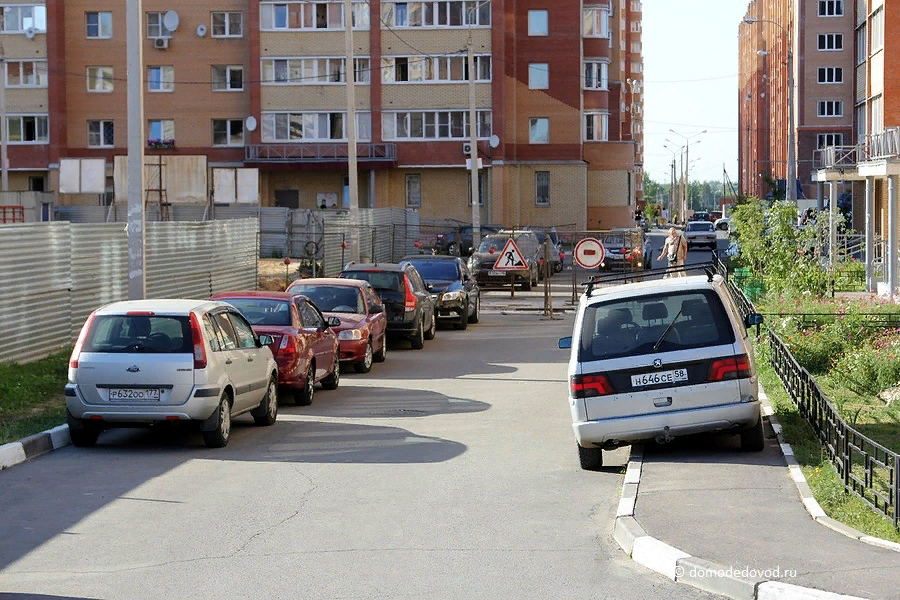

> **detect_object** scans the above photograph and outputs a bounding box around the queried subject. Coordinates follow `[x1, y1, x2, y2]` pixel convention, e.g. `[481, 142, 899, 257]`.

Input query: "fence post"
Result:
[894, 455, 899, 529]
[391, 224, 396, 261]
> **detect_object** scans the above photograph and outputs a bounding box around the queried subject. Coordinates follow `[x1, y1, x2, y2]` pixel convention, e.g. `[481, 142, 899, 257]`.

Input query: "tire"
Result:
[522, 277, 532, 291]
[354, 342, 374, 373]
[410, 317, 425, 349]
[251, 376, 278, 426]
[578, 444, 604, 471]
[67, 411, 100, 448]
[373, 333, 387, 362]
[423, 311, 436, 340]
[202, 393, 232, 448]
[455, 303, 469, 330]
[741, 416, 765, 452]
[294, 363, 315, 405]
[322, 357, 341, 389]
[468, 294, 480, 324]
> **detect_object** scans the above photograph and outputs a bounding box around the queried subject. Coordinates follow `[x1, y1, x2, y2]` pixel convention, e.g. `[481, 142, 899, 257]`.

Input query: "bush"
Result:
[831, 330, 900, 397]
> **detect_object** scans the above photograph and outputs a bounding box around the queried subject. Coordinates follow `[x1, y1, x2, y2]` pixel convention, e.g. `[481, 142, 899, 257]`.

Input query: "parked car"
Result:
[531, 228, 565, 273]
[558, 273, 766, 470]
[401, 255, 480, 329]
[714, 217, 730, 231]
[339, 262, 436, 349]
[210, 291, 341, 405]
[599, 228, 653, 271]
[468, 230, 542, 290]
[692, 211, 711, 223]
[285, 278, 387, 373]
[685, 220, 718, 250]
[459, 224, 503, 256]
[709, 211, 723, 222]
[65, 299, 279, 448]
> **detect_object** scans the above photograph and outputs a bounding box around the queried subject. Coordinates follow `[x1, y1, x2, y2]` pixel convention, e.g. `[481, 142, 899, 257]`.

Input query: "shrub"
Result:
[831, 330, 900, 397]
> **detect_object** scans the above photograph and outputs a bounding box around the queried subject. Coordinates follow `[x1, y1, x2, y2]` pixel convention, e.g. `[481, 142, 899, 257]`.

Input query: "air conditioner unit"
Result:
[462, 142, 473, 155]
[153, 38, 169, 49]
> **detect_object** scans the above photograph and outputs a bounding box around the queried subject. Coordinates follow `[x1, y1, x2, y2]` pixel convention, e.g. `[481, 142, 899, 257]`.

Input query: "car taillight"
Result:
[69, 311, 97, 369]
[189, 312, 207, 370]
[570, 374, 615, 398]
[707, 355, 751, 382]
[404, 276, 417, 312]
[278, 334, 296, 357]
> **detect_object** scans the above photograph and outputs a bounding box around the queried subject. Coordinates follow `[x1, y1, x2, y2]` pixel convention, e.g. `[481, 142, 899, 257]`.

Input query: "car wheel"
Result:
[424, 311, 436, 340]
[468, 294, 480, 324]
[455, 303, 469, 330]
[410, 316, 425, 349]
[373, 333, 387, 363]
[741, 416, 765, 452]
[522, 277, 532, 291]
[67, 410, 101, 448]
[294, 363, 315, 405]
[251, 376, 278, 426]
[202, 393, 231, 448]
[578, 444, 604, 471]
[354, 342, 374, 373]
[322, 357, 341, 388]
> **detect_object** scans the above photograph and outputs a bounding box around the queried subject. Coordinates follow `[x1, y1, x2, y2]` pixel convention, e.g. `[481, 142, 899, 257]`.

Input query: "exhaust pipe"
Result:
[655, 426, 675, 445]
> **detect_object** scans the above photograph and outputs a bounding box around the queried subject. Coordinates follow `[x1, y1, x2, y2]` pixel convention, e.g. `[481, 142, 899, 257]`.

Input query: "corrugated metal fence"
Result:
[0, 219, 258, 364]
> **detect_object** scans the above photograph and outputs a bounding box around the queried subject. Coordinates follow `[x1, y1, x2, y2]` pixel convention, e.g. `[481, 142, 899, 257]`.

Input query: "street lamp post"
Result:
[669, 130, 706, 224]
[663, 144, 681, 221]
[744, 15, 795, 206]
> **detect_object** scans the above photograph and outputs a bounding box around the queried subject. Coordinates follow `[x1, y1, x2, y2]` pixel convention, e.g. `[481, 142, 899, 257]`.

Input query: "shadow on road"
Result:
[641, 425, 784, 468]
[287, 386, 490, 419]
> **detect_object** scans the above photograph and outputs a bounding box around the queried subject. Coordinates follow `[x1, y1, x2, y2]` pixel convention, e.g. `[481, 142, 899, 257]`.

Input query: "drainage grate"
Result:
[368, 408, 428, 416]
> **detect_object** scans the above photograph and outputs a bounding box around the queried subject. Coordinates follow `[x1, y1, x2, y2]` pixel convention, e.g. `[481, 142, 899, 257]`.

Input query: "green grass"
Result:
[758, 361, 900, 543]
[817, 374, 900, 455]
[0, 349, 71, 446]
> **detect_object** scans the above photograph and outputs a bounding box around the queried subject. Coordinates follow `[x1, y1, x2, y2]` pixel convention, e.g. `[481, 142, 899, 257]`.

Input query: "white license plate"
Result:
[108, 388, 161, 401]
[630, 369, 688, 388]
[489, 270, 506, 277]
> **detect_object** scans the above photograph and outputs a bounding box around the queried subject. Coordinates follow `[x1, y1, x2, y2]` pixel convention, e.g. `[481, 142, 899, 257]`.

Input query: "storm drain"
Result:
[368, 408, 428, 416]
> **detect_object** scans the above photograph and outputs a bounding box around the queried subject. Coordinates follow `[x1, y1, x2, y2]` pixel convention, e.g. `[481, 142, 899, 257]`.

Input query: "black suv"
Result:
[339, 263, 436, 349]
[468, 230, 542, 290]
[401, 255, 480, 330]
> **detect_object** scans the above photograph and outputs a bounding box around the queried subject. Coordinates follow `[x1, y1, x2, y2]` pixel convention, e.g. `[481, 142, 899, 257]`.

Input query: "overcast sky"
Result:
[642, 0, 749, 192]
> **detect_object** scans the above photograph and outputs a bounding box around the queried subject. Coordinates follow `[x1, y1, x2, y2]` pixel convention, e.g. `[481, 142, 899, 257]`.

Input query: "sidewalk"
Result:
[635, 424, 900, 600]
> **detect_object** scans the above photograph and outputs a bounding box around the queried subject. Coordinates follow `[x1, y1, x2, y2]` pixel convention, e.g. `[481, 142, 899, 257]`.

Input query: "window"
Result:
[584, 61, 609, 89]
[406, 174, 421, 207]
[88, 120, 114, 148]
[86, 11, 112, 38]
[354, 58, 370, 83]
[856, 103, 866, 140]
[871, 95, 884, 133]
[528, 9, 547, 35]
[631, 61, 642, 73]
[7, 115, 49, 143]
[1, 5, 46, 32]
[212, 65, 244, 91]
[381, 55, 490, 82]
[262, 57, 357, 84]
[380, 1, 490, 27]
[86, 66, 113, 92]
[529, 117, 549, 144]
[631, 41, 641, 53]
[857, 24, 866, 65]
[146, 12, 172, 38]
[816, 133, 843, 148]
[535, 171, 550, 206]
[871, 8, 884, 52]
[147, 66, 174, 91]
[381, 110, 491, 140]
[260, 1, 369, 30]
[817, 100, 843, 117]
[212, 119, 244, 146]
[818, 33, 842, 51]
[817, 0, 843, 16]
[6, 60, 47, 88]
[212, 11, 243, 37]
[528, 63, 548, 89]
[584, 113, 609, 141]
[467, 170, 485, 206]
[261, 111, 372, 141]
[148, 119, 175, 142]
[582, 6, 609, 38]
[817, 67, 843, 83]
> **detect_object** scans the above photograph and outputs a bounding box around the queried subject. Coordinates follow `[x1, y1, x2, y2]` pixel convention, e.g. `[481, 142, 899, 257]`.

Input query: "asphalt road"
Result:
[0, 311, 713, 599]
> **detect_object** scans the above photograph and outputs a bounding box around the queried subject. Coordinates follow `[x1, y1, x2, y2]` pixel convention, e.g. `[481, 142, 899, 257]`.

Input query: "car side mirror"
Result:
[258, 335, 274, 347]
[425, 283, 434, 291]
[745, 313, 764, 327]
[558, 336, 572, 349]
[327, 316, 341, 327]
[369, 304, 384, 315]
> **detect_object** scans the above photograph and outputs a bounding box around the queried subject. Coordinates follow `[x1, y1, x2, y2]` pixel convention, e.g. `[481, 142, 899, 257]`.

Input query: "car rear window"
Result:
[406, 260, 459, 281]
[601, 234, 625, 246]
[578, 290, 736, 361]
[83, 315, 192, 353]
[222, 298, 292, 326]
[689, 222, 714, 231]
[342, 271, 404, 292]
[288, 285, 364, 313]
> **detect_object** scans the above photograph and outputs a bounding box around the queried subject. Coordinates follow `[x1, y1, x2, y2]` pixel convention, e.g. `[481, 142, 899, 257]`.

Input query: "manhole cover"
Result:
[369, 408, 428, 416]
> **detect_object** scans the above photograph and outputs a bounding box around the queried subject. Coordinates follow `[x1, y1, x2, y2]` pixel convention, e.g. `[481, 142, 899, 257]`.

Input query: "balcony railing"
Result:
[816, 145, 860, 169]
[865, 127, 900, 160]
[814, 127, 900, 169]
[245, 143, 397, 163]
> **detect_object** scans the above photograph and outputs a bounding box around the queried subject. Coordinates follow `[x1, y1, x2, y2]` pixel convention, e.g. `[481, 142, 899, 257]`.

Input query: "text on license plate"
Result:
[489, 270, 506, 276]
[109, 388, 161, 401]
[631, 369, 688, 388]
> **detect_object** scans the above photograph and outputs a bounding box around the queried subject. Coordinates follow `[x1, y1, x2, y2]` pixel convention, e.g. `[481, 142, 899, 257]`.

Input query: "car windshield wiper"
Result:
[653, 307, 684, 351]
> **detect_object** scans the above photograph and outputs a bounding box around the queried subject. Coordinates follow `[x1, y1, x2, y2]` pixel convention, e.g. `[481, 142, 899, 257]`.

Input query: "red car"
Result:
[286, 278, 388, 373]
[209, 291, 340, 406]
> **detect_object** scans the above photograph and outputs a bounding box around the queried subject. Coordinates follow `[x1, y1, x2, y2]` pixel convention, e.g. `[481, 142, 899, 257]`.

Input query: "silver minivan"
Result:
[559, 274, 765, 470]
[66, 299, 279, 448]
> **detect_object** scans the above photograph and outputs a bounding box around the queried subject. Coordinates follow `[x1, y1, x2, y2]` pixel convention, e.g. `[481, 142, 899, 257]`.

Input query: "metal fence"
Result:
[0, 219, 258, 364]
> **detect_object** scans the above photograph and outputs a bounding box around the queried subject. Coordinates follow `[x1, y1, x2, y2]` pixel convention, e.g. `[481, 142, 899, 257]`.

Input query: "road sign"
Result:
[492, 238, 529, 271]
[574, 238, 605, 269]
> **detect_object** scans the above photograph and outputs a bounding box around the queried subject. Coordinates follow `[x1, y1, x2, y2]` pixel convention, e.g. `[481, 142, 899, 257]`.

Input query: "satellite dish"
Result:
[196, 24, 207, 37]
[24, 27, 36, 40]
[489, 134, 500, 149]
[245, 116, 258, 132]
[162, 10, 180, 32]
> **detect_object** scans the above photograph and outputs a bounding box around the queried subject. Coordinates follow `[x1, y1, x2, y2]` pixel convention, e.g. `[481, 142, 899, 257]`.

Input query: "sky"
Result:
[642, 0, 749, 192]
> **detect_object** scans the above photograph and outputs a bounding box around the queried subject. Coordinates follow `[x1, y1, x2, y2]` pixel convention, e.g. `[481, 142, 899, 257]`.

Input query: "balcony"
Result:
[815, 145, 860, 169]
[245, 143, 397, 164]
[815, 128, 900, 170]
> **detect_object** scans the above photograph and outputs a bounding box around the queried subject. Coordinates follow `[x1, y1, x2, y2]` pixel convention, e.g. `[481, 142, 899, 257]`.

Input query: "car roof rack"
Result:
[582, 261, 719, 297]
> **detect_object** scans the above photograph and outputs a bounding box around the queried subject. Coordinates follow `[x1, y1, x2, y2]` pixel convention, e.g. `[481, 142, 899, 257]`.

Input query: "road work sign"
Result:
[493, 238, 529, 271]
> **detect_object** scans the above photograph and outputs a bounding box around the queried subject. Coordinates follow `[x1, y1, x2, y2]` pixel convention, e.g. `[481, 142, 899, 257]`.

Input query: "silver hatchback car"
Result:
[65, 299, 279, 448]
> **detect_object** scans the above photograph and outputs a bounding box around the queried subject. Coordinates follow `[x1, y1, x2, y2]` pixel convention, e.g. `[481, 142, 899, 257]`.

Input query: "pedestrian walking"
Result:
[658, 227, 688, 277]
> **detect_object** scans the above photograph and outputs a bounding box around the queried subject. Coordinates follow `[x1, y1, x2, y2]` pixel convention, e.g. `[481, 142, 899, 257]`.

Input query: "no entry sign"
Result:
[574, 238, 605, 269]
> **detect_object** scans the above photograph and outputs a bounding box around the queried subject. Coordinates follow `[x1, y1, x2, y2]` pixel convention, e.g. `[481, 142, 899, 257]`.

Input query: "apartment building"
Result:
[738, 0, 854, 201]
[30, 0, 642, 229]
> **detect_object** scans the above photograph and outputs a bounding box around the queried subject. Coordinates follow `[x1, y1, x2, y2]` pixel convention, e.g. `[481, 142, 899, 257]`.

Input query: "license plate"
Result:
[489, 270, 506, 276]
[630, 369, 688, 388]
[108, 388, 161, 401]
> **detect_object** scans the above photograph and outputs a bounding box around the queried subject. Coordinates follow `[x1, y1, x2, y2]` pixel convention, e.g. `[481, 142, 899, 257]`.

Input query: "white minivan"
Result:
[559, 273, 765, 470]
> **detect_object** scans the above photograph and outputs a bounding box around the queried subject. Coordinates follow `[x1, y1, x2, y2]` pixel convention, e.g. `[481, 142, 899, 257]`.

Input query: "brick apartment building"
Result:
[14, 0, 643, 229]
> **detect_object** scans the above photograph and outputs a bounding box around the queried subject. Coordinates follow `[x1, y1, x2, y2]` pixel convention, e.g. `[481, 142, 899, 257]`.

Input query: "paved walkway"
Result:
[636, 422, 900, 600]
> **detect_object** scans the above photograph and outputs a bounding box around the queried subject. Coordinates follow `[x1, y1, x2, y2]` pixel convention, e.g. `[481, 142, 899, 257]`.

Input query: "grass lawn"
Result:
[816, 374, 900, 455]
[0, 349, 70, 446]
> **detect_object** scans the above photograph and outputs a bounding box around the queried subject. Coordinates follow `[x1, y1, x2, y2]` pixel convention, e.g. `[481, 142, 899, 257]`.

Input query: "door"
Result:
[226, 311, 269, 410]
[407, 268, 432, 325]
[365, 286, 387, 347]
[274, 189, 300, 209]
[298, 300, 330, 381]
[211, 312, 252, 410]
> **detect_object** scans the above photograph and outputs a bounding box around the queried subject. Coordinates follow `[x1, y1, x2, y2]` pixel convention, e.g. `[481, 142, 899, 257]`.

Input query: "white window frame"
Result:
[260, 2, 371, 31]
[817, 100, 844, 117]
[871, 94, 884, 134]
[212, 119, 244, 147]
[871, 8, 884, 53]
[1, 5, 47, 33]
[87, 119, 114, 148]
[261, 111, 372, 142]
[381, 110, 491, 140]
[381, 55, 490, 83]
[527, 9, 548, 36]
[584, 112, 609, 141]
[212, 65, 244, 91]
[86, 66, 114, 93]
[211, 11, 243, 37]
[262, 57, 349, 84]
[817, 33, 843, 51]
[583, 60, 609, 90]
[405, 173, 421, 208]
[816, 133, 844, 149]
[535, 171, 550, 206]
[529, 117, 549, 144]
[85, 11, 112, 38]
[353, 58, 370, 83]
[6, 114, 49, 144]
[582, 6, 609, 38]
[148, 119, 175, 142]
[817, 0, 843, 17]
[817, 67, 843, 84]
[380, 1, 491, 29]
[147, 66, 175, 92]
[5, 59, 47, 88]
[146, 12, 172, 38]
[528, 63, 549, 89]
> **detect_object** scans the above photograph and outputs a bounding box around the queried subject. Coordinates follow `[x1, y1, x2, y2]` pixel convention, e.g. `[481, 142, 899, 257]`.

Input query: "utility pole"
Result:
[0, 49, 7, 192]
[467, 40, 481, 249]
[786, 47, 796, 206]
[344, 0, 360, 262]
[126, 0, 145, 300]
[669, 158, 675, 222]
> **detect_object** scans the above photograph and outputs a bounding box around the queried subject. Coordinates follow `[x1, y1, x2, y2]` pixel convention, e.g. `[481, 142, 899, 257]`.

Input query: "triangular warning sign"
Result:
[493, 238, 529, 271]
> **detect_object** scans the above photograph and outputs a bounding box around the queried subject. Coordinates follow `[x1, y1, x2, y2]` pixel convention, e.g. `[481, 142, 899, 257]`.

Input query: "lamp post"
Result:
[743, 15, 795, 206]
[669, 130, 705, 224]
[663, 143, 682, 222]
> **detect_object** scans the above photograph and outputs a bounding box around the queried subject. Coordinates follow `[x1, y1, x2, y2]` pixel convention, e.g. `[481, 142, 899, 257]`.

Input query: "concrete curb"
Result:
[613, 445, 868, 600]
[0, 424, 70, 472]
[759, 388, 900, 554]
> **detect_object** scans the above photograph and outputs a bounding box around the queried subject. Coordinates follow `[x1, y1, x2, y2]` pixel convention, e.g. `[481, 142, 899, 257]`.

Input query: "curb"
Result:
[0, 424, 70, 471]
[759, 388, 900, 554]
[613, 444, 868, 600]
